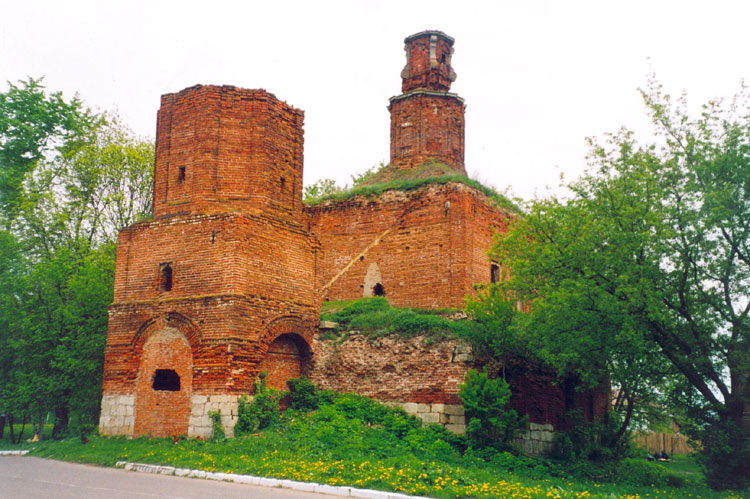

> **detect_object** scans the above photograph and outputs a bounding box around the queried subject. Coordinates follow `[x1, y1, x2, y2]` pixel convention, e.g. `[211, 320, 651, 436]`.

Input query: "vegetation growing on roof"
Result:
[303, 161, 520, 213]
[320, 297, 472, 341]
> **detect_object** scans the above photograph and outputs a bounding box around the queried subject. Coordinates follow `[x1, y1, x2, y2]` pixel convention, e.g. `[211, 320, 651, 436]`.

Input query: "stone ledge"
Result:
[0, 450, 30, 456]
[115, 461, 431, 498]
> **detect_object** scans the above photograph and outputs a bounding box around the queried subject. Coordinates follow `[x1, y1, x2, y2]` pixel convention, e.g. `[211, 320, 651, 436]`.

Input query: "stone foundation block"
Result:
[445, 424, 466, 434]
[443, 404, 464, 415]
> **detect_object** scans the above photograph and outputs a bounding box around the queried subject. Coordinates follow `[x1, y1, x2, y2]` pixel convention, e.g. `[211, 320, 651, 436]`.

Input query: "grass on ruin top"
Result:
[305, 162, 520, 214]
[320, 297, 469, 340]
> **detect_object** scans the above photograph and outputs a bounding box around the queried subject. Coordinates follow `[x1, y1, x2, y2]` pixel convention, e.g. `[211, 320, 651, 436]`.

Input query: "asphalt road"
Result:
[0, 456, 332, 499]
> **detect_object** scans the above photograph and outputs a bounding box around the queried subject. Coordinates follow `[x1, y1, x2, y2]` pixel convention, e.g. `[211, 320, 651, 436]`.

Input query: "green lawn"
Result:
[0, 423, 53, 447]
[4, 394, 746, 499]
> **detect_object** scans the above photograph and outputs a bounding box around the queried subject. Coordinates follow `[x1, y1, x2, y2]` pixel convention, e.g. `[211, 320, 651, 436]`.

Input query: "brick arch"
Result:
[131, 311, 201, 352]
[257, 315, 314, 352]
[257, 315, 314, 391]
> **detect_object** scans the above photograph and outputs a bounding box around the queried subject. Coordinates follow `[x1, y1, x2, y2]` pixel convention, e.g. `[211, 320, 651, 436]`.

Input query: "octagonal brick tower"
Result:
[389, 30, 466, 173]
[99, 85, 320, 439]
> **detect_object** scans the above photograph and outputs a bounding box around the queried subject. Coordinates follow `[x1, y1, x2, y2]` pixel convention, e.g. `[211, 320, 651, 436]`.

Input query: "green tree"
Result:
[0, 79, 154, 438]
[483, 78, 749, 488]
[459, 368, 527, 451]
[0, 77, 97, 221]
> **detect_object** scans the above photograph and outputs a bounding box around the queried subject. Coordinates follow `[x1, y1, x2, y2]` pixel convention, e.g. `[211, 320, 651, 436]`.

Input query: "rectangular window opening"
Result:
[178, 166, 186, 183]
[159, 262, 173, 291]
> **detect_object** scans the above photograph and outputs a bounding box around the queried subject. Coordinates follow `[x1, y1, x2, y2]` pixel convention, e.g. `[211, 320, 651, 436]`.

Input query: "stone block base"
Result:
[99, 395, 135, 436]
[513, 422, 556, 456]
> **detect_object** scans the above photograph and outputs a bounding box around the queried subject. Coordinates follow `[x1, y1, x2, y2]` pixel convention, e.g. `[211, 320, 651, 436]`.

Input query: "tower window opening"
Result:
[491, 264, 500, 284]
[280, 177, 286, 191]
[373, 283, 385, 296]
[152, 369, 180, 391]
[159, 262, 173, 291]
[178, 166, 186, 182]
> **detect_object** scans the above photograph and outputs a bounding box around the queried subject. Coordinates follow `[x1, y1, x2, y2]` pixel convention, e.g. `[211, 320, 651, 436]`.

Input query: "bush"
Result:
[550, 410, 631, 462]
[697, 419, 750, 490]
[286, 377, 319, 412]
[459, 369, 527, 452]
[208, 410, 224, 441]
[234, 374, 283, 436]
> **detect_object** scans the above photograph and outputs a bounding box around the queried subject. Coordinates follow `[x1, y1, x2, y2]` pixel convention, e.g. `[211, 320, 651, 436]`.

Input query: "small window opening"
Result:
[152, 369, 180, 391]
[359, 255, 364, 261]
[490, 264, 500, 284]
[373, 283, 385, 296]
[178, 166, 186, 182]
[280, 177, 286, 191]
[159, 262, 173, 291]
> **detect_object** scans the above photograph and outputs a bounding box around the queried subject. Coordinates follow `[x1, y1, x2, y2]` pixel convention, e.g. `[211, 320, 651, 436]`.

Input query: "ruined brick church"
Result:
[99, 31, 606, 452]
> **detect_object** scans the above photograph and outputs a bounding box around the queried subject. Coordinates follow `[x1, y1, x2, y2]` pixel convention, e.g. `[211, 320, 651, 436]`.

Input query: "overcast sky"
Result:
[2, 0, 749, 200]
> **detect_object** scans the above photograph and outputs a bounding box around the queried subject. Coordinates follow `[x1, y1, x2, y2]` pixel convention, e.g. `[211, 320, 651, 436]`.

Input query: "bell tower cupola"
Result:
[388, 30, 466, 174]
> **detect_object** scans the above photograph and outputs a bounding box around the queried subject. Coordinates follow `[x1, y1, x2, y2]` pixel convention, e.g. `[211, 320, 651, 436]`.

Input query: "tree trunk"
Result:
[609, 390, 634, 446]
[7, 414, 14, 443]
[0, 413, 5, 440]
[36, 411, 44, 441]
[52, 406, 69, 439]
[15, 413, 26, 444]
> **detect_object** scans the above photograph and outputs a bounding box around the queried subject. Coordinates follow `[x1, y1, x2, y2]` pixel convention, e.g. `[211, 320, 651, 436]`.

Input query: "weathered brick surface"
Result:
[305, 182, 510, 309]
[153, 85, 304, 221]
[133, 327, 192, 437]
[400, 31, 457, 93]
[101, 31, 606, 440]
[388, 30, 465, 173]
[310, 332, 605, 433]
[309, 334, 471, 405]
[101, 86, 319, 438]
[389, 93, 465, 172]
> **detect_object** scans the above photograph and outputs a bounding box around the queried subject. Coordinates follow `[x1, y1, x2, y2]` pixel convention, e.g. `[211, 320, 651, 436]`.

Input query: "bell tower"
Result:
[389, 31, 466, 174]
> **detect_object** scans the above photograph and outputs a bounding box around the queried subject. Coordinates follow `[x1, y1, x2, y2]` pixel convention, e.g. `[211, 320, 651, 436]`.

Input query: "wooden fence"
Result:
[632, 432, 697, 455]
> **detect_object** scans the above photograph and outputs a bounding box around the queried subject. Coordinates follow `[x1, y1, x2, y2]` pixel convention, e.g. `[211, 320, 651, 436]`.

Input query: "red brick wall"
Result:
[389, 93, 465, 172]
[102, 85, 320, 437]
[103, 299, 319, 398]
[153, 85, 304, 221]
[305, 183, 510, 309]
[113, 213, 319, 306]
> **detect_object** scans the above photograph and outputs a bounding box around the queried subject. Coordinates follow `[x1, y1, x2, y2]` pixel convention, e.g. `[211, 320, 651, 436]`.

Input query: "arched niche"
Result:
[133, 325, 193, 437]
[363, 262, 384, 297]
[257, 333, 312, 391]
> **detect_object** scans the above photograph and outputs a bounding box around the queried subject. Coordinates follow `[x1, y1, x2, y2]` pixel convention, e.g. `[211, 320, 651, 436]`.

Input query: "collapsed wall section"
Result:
[309, 332, 608, 455]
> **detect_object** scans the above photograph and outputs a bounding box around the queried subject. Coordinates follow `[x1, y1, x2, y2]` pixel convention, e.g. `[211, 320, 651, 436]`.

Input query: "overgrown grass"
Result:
[0, 423, 53, 447]
[19, 392, 746, 499]
[320, 297, 470, 341]
[305, 169, 520, 214]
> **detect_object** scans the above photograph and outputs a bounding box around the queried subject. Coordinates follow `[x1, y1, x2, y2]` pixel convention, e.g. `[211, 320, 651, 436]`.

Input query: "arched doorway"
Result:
[363, 262, 384, 297]
[134, 327, 192, 437]
[257, 333, 311, 391]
